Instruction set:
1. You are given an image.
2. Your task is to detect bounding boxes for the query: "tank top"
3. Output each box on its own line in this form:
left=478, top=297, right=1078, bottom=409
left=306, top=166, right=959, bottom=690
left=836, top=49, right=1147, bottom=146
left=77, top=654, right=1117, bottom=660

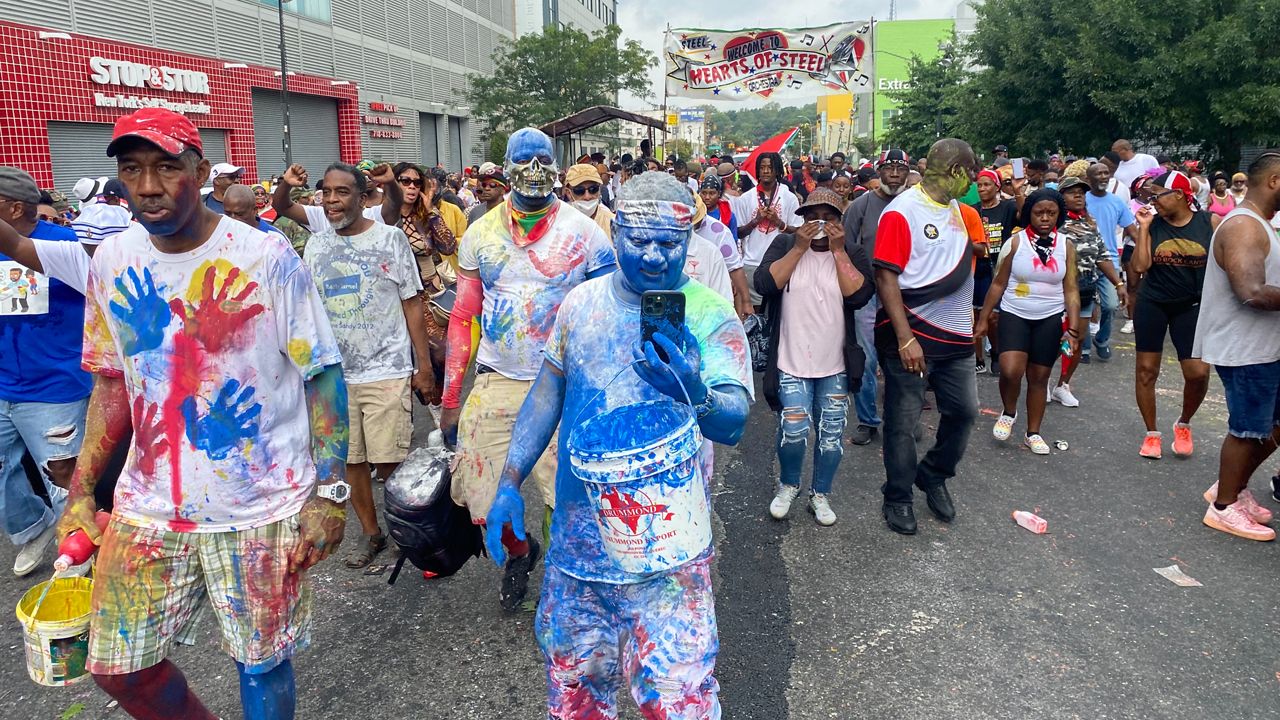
left=1193, top=207, right=1280, bottom=367
left=1000, top=228, right=1067, bottom=320
left=1138, top=211, right=1214, bottom=305
left=1208, top=193, right=1235, bottom=218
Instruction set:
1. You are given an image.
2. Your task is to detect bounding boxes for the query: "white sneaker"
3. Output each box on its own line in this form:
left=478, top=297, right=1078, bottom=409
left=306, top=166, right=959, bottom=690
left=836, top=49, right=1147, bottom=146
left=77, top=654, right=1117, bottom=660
left=1024, top=433, right=1051, bottom=455
left=13, top=524, right=56, bottom=577
left=1121, top=320, right=1134, bottom=334
left=769, top=485, right=801, bottom=520
left=809, top=493, right=837, bottom=526
left=1050, top=384, right=1080, bottom=408
left=993, top=413, right=1016, bottom=441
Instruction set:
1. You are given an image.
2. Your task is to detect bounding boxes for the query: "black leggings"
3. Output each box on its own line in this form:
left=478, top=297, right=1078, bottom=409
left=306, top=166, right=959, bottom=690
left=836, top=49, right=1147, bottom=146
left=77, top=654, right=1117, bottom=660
left=1133, top=297, right=1199, bottom=360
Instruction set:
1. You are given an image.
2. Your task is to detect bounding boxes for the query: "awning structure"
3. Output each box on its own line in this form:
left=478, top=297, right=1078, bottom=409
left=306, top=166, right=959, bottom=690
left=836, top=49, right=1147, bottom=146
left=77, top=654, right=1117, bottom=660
left=539, top=105, right=667, bottom=163
left=539, top=105, right=666, bottom=137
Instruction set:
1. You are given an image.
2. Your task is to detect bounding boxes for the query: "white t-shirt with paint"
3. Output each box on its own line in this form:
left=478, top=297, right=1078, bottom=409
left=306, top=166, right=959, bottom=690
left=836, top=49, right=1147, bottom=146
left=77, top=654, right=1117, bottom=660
left=82, top=217, right=342, bottom=532
left=682, top=233, right=733, bottom=303
left=734, top=184, right=801, bottom=267
left=34, top=239, right=92, bottom=294
left=303, top=222, right=423, bottom=385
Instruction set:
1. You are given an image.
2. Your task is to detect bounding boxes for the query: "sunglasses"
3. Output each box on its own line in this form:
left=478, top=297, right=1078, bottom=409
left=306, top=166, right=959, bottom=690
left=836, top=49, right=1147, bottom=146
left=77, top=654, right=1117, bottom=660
left=397, top=176, right=424, bottom=188
left=479, top=181, right=505, bottom=190
left=1153, top=189, right=1183, bottom=200
left=570, top=185, right=601, bottom=196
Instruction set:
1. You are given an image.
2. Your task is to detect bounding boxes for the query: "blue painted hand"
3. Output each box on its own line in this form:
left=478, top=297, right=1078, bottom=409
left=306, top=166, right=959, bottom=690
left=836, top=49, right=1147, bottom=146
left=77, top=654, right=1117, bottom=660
left=632, top=327, right=708, bottom=406
left=485, top=483, right=526, bottom=567
left=109, top=266, right=172, bottom=356
left=181, top=378, right=262, bottom=460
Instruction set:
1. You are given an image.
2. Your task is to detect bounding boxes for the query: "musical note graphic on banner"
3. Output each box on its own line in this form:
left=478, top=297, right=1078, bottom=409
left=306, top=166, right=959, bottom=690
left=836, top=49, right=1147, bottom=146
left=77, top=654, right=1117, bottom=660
left=801, top=34, right=815, bottom=45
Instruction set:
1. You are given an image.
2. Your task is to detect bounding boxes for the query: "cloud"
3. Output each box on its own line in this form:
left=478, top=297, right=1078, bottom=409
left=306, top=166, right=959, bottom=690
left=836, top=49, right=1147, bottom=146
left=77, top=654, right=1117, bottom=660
left=616, top=0, right=953, bottom=110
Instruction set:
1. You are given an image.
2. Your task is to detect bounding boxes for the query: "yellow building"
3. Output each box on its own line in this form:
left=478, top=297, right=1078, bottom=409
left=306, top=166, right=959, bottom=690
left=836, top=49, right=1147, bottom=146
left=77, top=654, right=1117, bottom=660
left=816, top=93, right=855, bottom=157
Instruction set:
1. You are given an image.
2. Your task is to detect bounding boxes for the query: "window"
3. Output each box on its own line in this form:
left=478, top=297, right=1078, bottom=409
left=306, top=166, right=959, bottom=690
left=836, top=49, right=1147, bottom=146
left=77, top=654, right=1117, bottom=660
left=257, top=0, right=331, bottom=23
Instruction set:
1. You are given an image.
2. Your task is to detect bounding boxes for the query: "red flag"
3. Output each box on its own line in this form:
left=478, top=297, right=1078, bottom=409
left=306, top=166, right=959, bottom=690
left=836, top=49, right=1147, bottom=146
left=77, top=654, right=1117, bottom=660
left=740, top=127, right=799, bottom=180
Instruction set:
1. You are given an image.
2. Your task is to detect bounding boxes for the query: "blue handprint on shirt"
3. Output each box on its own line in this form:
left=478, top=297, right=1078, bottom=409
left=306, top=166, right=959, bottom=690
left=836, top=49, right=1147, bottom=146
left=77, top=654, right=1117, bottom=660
left=181, top=379, right=262, bottom=460
left=109, top=266, right=172, bottom=356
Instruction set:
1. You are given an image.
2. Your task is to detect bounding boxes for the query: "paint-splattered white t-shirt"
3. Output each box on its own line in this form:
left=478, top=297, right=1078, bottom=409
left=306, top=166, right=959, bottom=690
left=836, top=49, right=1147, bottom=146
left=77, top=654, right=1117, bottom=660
left=82, top=217, right=341, bottom=532
left=303, top=223, right=423, bottom=384
left=458, top=199, right=615, bottom=380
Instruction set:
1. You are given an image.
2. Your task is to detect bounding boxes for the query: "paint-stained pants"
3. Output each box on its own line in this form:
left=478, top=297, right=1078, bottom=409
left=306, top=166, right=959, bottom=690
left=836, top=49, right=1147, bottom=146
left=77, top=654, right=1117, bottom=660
left=536, top=557, right=720, bottom=720
left=0, top=398, right=85, bottom=544
left=776, top=370, right=849, bottom=495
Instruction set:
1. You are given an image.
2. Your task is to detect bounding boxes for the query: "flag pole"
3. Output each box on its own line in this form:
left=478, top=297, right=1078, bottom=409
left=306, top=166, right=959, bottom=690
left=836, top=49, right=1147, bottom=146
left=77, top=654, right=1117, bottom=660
left=869, top=16, right=876, bottom=151
left=662, top=24, right=671, bottom=159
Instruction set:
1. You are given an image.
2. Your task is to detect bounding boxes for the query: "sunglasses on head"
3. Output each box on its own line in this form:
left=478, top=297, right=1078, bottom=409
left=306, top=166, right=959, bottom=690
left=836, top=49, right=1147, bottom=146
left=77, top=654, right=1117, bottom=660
left=397, top=176, right=424, bottom=188
left=570, top=185, right=601, bottom=196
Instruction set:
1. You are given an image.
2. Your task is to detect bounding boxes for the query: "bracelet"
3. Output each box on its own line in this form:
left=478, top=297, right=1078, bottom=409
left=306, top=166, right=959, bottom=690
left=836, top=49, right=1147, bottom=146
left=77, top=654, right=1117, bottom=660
left=1065, top=328, right=1080, bottom=338
left=899, top=337, right=917, bottom=351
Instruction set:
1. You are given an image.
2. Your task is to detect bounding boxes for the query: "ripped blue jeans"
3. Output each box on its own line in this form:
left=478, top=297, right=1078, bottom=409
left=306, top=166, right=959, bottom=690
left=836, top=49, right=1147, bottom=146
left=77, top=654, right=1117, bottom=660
left=776, top=371, right=849, bottom=495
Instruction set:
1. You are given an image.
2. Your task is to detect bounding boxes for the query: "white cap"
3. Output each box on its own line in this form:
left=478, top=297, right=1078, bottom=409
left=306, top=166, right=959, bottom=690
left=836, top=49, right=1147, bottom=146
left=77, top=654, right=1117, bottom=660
left=209, top=163, right=244, bottom=180
left=73, top=176, right=108, bottom=202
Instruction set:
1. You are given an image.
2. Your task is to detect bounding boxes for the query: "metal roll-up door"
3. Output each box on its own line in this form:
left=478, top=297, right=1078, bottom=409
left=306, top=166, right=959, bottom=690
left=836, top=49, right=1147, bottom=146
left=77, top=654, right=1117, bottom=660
left=252, top=89, right=340, bottom=179
left=420, top=112, right=440, bottom=167
left=46, top=122, right=117, bottom=197
left=47, top=122, right=229, bottom=196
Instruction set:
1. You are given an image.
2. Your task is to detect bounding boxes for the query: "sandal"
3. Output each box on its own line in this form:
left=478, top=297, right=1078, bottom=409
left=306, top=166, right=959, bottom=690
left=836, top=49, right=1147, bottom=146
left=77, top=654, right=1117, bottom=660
left=345, top=533, right=387, bottom=569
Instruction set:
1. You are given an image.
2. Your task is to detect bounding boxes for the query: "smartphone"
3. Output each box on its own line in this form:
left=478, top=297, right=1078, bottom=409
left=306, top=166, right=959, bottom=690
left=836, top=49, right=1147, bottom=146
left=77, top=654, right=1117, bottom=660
left=1011, top=158, right=1025, bottom=179
left=641, top=290, right=686, bottom=363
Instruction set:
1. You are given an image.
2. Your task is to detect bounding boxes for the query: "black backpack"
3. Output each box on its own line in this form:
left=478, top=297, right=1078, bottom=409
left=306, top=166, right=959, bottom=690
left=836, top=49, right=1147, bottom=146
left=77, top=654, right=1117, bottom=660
left=382, top=445, right=485, bottom=584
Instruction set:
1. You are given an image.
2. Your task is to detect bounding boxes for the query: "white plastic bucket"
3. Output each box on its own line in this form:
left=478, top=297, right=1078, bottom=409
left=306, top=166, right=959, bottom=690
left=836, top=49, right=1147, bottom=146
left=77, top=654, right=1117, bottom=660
left=16, top=577, right=94, bottom=687
left=568, top=399, right=712, bottom=575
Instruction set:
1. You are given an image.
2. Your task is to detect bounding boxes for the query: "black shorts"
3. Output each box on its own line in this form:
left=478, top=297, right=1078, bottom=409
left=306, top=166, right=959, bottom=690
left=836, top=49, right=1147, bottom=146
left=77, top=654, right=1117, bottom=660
left=1120, top=245, right=1134, bottom=266
left=1133, top=296, right=1199, bottom=360
left=998, top=312, right=1063, bottom=367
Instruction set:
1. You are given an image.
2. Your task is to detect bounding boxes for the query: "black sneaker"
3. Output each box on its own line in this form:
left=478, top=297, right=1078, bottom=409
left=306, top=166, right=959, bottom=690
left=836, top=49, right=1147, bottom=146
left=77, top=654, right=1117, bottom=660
left=850, top=424, right=878, bottom=445
left=1271, top=474, right=1280, bottom=503
left=1079, top=353, right=1091, bottom=365
left=975, top=360, right=986, bottom=374
left=500, top=537, right=541, bottom=612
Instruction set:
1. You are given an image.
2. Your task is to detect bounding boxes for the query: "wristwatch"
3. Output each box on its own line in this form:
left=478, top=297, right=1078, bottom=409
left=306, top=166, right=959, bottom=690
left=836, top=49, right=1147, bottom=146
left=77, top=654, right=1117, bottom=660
left=316, top=481, right=351, bottom=503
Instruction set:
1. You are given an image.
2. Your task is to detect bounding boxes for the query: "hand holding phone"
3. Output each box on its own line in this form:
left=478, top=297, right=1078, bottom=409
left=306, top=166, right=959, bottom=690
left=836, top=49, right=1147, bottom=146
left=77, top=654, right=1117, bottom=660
left=641, top=290, right=686, bottom=363
left=1011, top=158, right=1025, bottom=179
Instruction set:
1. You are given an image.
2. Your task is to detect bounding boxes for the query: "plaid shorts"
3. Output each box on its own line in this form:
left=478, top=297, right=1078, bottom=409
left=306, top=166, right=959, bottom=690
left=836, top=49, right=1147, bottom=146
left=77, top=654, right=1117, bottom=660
left=87, top=514, right=311, bottom=676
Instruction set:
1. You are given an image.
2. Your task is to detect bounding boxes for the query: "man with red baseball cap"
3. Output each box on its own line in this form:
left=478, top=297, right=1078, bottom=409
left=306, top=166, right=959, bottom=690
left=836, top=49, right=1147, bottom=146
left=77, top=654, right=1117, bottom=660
left=57, top=107, right=349, bottom=720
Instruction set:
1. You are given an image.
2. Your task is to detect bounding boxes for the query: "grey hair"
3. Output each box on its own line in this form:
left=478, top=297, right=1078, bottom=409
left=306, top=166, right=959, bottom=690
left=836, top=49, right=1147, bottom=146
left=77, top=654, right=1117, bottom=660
left=617, top=170, right=691, bottom=205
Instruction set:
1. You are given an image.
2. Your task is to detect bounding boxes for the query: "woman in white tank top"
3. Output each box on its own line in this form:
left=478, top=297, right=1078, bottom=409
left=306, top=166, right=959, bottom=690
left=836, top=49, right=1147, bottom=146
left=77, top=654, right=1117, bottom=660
left=976, top=189, right=1081, bottom=455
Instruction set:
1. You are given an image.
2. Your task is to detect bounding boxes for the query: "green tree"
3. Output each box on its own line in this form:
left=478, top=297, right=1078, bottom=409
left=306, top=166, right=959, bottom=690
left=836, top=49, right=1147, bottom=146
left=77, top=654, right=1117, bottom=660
left=707, top=102, right=817, bottom=148
left=466, top=25, right=657, bottom=136
left=667, top=138, right=693, bottom=160
left=920, top=0, right=1280, bottom=167
left=881, top=50, right=968, bottom=159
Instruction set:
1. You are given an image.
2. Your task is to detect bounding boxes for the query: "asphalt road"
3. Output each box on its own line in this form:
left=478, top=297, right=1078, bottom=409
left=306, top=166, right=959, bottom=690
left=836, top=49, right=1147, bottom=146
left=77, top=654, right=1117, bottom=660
left=3, top=337, right=1280, bottom=719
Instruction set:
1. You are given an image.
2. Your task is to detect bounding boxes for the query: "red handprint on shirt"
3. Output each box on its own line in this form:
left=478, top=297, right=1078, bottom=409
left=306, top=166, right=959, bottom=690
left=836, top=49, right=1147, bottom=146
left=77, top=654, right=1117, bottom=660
left=169, top=265, right=264, bottom=353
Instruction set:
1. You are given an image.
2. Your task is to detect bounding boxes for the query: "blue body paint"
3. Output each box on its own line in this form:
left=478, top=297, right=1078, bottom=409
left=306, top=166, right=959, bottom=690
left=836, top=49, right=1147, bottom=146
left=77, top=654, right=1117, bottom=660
left=237, top=659, right=295, bottom=720
left=504, top=127, right=557, bottom=212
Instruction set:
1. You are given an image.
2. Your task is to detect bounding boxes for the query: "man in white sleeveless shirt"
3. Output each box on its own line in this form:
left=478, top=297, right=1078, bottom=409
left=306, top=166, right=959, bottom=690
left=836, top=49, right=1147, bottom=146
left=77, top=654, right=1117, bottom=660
left=1193, top=150, right=1280, bottom=542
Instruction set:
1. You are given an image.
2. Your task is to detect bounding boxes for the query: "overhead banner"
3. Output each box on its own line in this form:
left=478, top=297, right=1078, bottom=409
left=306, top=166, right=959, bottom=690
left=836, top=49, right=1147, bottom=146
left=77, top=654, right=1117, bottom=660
left=665, top=22, right=873, bottom=101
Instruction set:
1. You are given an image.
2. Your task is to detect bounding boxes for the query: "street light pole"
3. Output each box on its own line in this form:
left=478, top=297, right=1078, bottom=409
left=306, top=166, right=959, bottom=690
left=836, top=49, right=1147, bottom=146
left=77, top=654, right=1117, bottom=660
left=277, top=0, right=293, bottom=167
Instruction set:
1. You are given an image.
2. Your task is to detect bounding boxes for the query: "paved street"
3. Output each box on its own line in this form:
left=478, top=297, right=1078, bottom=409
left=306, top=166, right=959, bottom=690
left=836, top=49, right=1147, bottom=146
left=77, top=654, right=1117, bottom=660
left=3, top=338, right=1279, bottom=719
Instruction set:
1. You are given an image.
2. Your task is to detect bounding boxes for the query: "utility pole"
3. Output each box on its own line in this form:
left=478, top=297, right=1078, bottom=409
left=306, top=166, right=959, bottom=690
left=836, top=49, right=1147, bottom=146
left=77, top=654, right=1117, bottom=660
left=276, top=0, right=293, bottom=167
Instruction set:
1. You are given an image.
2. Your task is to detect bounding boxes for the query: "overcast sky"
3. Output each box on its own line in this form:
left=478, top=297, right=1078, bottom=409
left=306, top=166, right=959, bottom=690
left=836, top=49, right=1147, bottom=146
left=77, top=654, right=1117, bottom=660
left=615, top=0, right=959, bottom=110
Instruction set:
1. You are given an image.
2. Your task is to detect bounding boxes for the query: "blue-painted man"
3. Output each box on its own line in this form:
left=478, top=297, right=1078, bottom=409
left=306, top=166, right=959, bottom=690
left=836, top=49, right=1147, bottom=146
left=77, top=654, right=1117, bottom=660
left=488, top=171, right=753, bottom=718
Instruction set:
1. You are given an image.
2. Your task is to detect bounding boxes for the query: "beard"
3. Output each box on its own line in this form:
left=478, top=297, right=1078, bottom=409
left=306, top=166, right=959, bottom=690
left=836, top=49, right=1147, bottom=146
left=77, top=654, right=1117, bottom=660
left=881, top=183, right=908, bottom=197
left=331, top=211, right=359, bottom=231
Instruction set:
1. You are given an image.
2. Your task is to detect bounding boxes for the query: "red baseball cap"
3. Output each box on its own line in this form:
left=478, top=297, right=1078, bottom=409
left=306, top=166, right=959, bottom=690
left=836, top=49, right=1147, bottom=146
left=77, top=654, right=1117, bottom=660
left=106, top=108, right=204, bottom=158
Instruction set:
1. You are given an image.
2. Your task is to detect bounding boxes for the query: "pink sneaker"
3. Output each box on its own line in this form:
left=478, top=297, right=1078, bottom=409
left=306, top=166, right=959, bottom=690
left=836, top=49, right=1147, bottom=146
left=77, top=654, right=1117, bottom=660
left=1203, top=483, right=1274, bottom=525
left=1203, top=502, right=1276, bottom=541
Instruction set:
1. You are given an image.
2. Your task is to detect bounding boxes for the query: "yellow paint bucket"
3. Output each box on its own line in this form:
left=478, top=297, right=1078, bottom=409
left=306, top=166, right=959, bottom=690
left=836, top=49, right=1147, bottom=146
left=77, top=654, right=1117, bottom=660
left=15, top=577, right=94, bottom=687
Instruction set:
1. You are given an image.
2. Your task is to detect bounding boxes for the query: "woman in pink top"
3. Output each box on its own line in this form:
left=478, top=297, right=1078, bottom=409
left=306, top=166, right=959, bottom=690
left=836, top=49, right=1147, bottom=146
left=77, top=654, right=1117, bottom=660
left=1207, top=173, right=1236, bottom=217
left=754, top=189, right=875, bottom=527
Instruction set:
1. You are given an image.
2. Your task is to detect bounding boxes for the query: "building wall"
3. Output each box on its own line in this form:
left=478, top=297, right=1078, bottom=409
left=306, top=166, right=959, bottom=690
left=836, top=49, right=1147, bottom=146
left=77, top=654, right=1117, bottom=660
left=0, top=0, right=516, bottom=172
left=514, top=0, right=615, bottom=36
left=848, top=18, right=956, bottom=143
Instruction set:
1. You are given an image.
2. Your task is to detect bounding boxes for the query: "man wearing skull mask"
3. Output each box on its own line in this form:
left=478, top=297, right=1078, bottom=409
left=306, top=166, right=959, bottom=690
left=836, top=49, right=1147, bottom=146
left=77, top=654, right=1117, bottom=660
left=440, top=128, right=616, bottom=611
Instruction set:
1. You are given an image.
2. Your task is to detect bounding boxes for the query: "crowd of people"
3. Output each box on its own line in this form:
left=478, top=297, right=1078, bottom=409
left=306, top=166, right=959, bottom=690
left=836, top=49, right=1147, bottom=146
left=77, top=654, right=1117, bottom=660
left=1, top=102, right=1280, bottom=719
